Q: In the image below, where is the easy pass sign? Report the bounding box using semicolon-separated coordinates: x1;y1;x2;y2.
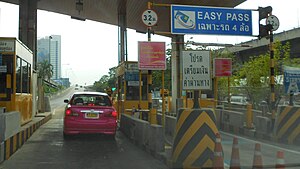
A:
142;9;158;27
171;5;252;36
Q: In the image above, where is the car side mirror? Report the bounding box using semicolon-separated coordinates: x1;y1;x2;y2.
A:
64;99;69;103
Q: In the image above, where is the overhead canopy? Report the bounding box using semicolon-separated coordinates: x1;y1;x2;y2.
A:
3;0;246;35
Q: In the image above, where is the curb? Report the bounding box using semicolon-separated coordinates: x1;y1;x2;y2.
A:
221;123;273;141
0;113;52;163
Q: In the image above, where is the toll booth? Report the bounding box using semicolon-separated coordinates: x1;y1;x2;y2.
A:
115;61;149;115
0;37;33;125
183;91;215;108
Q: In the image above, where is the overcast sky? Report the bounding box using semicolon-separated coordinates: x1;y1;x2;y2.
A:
0;0;299;85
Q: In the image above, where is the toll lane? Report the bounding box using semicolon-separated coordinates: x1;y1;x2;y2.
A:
0;89;168;169
221;131;300;168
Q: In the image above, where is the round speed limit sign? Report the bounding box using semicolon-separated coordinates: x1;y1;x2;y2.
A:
266;15;280;31
142;9;158;27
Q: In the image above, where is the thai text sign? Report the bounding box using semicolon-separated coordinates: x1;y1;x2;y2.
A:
284;66;300;94
171;5;252;36
0;40;15;52
138;41;166;70
182;50;211;90
214;58;232;77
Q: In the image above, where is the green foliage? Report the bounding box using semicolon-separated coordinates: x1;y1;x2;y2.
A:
43;84;64;94
93;66;117;92
225;40;291;107
152;49;172;92
38;60;53;81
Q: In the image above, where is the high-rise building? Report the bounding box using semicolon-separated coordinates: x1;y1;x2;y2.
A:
37;35;61;80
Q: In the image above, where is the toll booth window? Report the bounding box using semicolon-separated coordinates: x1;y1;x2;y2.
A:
16;56;21;93
22;60;29;93
125;74;148;100
0;55;13;93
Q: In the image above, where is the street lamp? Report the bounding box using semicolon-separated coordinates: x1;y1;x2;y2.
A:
48;36;52;62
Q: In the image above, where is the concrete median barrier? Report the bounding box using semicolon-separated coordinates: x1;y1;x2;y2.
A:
0;112;52;162
171;108;219;169
120;114;165;159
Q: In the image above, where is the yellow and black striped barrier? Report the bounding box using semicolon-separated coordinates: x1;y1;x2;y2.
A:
275;106;300;144
172;108;219;168
3;114;52;160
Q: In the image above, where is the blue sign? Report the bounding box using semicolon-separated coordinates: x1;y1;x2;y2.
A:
125;72;139;81
284;66;300;94
171;5;252;36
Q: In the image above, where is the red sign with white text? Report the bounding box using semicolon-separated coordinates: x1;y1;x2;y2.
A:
138;41;166;70
214;58;232;77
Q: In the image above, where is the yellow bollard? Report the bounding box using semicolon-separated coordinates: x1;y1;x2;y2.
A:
246;103;253;128
150;108;157;125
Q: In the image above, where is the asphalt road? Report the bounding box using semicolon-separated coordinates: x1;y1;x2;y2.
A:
221;131;300;168
0;87;168;169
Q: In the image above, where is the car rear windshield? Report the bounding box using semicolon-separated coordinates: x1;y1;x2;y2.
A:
71;94;112;106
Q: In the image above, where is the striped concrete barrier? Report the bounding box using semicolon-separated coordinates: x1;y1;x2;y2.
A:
171;108;219;169
275;106;300;144
1;113;52;161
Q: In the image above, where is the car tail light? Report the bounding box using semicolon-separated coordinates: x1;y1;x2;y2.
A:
65;109;72;116
104;111;118;118
112;111;118;117
65;109;79;116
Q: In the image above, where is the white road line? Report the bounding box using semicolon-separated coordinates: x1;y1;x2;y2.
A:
220;131;300;155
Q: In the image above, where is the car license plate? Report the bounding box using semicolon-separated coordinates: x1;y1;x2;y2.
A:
85;113;99;119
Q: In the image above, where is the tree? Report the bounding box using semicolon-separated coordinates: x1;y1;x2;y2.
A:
231;41;291;108
107;66;117;88
93;75;109;92
93;66;117;92
38;60;53;81
152;48;172;92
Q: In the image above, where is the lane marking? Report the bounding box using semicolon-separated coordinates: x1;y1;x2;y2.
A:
220;131;300;155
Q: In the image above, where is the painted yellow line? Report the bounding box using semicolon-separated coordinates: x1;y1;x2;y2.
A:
5;140;10;160
288;124;300;144
277;109;300;138
175;109;191;134
173;112;217;161
13;135;17;153
18;132;22;147
183;135;214;167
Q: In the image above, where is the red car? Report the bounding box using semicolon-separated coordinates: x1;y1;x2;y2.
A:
63;92;117;138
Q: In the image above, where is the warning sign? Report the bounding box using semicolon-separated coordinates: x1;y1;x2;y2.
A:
182;50;211;90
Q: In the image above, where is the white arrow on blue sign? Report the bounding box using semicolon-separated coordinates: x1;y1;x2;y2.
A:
171;5;253;36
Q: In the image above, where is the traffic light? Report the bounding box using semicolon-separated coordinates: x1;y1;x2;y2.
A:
258;6;273;39
258;6;272;21
259;24;273;39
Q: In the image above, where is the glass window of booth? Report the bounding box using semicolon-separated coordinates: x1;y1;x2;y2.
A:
126;74;148;100
16;56;31;94
16;56;21;93
0;54;13;93
22;60;29;93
